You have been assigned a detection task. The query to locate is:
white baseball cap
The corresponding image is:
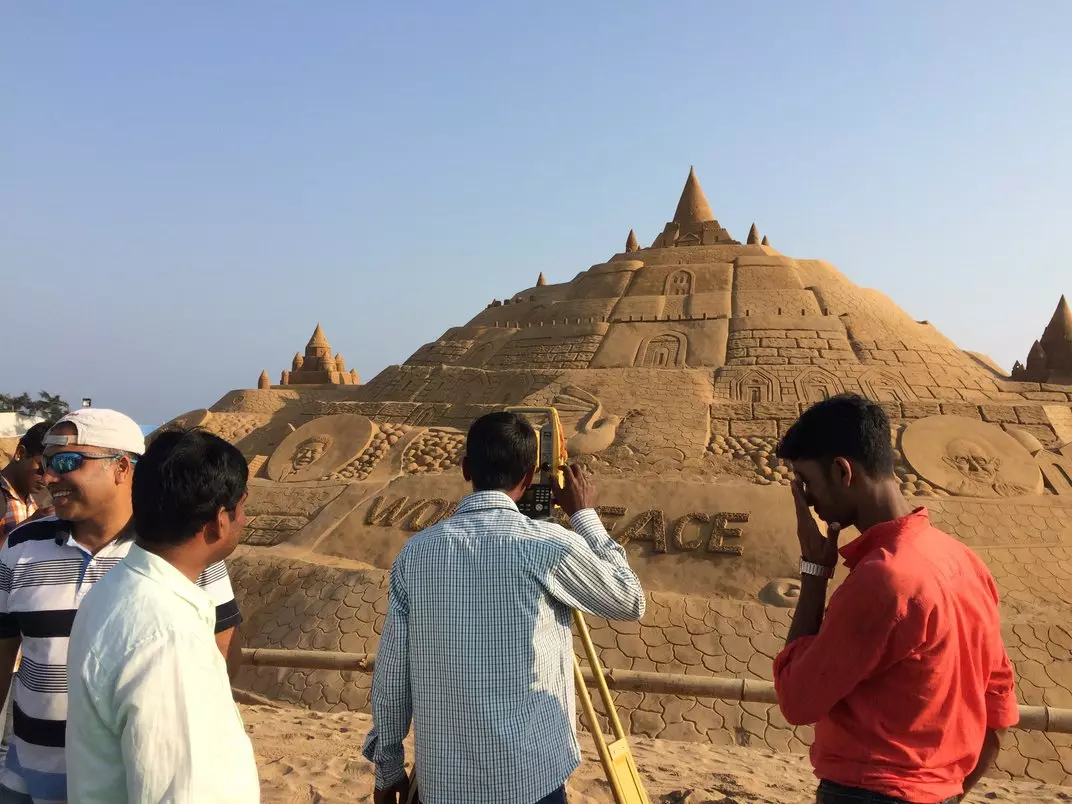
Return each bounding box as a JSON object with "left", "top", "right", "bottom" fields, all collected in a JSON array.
[{"left": 44, "top": 408, "right": 146, "bottom": 456}]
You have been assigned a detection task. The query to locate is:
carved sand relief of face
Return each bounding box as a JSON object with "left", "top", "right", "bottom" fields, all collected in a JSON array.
[
  {"left": 943, "top": 438, "right": 1000, "bottom": 484},
  {"left": 292, "top": 435, "right": 332, "bottom": 471}
]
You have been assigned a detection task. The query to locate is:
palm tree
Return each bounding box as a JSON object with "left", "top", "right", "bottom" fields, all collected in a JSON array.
[
  {"left": 31, "top": 391, "right": 69, "bottom": 420},
  {"left": 0, "top": 391, "right": 70, "bottom": 420}
]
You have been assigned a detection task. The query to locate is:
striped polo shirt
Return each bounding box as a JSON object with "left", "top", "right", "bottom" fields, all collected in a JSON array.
[{"left": 0, "top": 516, "right": 242, "bottom": 803}]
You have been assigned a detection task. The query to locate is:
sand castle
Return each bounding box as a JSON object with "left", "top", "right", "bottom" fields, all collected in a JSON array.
[
  {"left": 171, "top": 168, "right": 1072, "bottom": 785},
  {"left": 271, "top": 324, "right": 360, "bottom": 387}
]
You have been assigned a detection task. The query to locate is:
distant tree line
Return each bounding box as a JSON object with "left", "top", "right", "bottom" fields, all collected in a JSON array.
[{"left": 0, "top": 391, "right": 71, "bottom": 421}]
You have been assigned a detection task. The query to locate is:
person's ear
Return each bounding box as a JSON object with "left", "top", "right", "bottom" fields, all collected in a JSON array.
[
  {"left": 520, "top": 466, "right": 535, "bottom": 490},
  {"left": 833, "top": 457, "right": 853, "bottom": 488},
  {"left": 461, "top": 455, "right": 471, "bottom": 482},
  {"left": 205, "top": 505, "right": 229, "bottom": 546},
  {"left": 116, "top": 456, "right": 137, "bottom": 484},
  {"left": 13, "top": 446, "right": 26, "bottom": 463}
]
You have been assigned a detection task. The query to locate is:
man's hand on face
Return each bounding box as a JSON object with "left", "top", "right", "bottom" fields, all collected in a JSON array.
[
  {"left": 552, "top": 463, "right": 596, "bottom": 517},
  {"left": 790, "top": 477, "right": 841, "bottom": 568},
  {"left": 373, "top": 776, "right": 410, "bottom": 804}
]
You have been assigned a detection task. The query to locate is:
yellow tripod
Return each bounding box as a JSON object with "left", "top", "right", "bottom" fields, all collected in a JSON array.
[{"left": 573, "top": 610, "right": 650, "bottom": 804}]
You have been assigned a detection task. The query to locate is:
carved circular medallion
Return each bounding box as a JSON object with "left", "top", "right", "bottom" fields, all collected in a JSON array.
[
  {"left": 266, "top": 414, "right": 375, "bottom": 483},
  {"left": 901, "top": 415, "right": 1043, "bottom": 498}
]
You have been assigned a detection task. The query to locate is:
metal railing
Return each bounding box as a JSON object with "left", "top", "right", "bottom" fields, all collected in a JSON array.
[{"left": 240, "top": 648, "right": 1072, "bottom": 734}]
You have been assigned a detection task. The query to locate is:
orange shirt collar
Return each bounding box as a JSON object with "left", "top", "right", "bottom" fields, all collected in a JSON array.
[{"left": 838, "top": 507, "right": 930, "bottom": 570}]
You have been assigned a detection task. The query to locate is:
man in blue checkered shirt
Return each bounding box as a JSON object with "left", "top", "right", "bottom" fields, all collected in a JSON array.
[{"left": 363, "top": 412, "right": 646, "bottom": 804}]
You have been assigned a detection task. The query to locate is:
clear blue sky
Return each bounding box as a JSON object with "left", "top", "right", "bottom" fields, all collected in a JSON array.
[{"left": 4, "top": 2, "right": 1070, "bottom": 424}]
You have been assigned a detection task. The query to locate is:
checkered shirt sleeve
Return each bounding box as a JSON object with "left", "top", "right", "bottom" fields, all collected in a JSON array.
[
  {"left": 544, "top": 508, "right": 646, "bottom": 620},
  {"left": 362, "top": 559, "right": 412, "bottom": 788}
]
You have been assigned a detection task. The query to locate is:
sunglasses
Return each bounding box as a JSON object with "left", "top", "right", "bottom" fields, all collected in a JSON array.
[{"left": 44, "top": 452, "right": 136, "bottom": 475}]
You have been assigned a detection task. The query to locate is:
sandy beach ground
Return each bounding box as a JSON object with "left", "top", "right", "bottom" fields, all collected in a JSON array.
[{"left": 243, "top": 703, "right": 1072, "bottom": 803}]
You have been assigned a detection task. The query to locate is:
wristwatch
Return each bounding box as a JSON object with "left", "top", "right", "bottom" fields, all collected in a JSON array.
[{"left": 799, "top": 558, "right": 836, "bottom": 579}]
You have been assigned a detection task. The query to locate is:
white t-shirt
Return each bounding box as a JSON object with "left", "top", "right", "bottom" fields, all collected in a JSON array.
[{"left": 66, "top": 544, "right": 258, "bottom": 804}]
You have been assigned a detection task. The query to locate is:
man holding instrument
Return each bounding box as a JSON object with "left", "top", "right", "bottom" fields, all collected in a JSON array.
[
  {"left": 363, "top": 411, "right": 646, "bottom": 804},
  {"left": 772, "top": 395, "right": 1019, "bottom": 804}
]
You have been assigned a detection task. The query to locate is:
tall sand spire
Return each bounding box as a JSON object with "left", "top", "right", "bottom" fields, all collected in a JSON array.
[
  {"left": 671, "top": 167, "right": 715, "bottom": 225},
  {"left": 307, "top": 323, "right": 330, "bottom": 350},
  {"left": 1041, "top": 295, "right": 1072, "bottom": 351}
]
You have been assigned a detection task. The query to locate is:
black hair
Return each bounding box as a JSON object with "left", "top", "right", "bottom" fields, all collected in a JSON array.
[
  {"left": 776, "top": 393, "right": 894, "bottom": 478},
  {"left": 17, "top": 422, "right": 52, "bottom": 457},
  {"left": 132, "top": 428, "right": 248, "bottom": 546},
  {"left": 465, "top": 412, "right": 537, "bottom": 491}
]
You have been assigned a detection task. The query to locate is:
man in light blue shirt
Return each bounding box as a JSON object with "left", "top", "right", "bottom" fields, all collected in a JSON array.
[
  {"left": 364, "top": 411, "right": 646, "bottom": 804},
  {"left": 66, "top": 429, "right": 259, "bottom": 804}
]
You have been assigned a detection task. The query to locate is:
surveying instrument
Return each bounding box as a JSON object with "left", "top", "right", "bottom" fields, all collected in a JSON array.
[
  {"left": 508, "top": 406, "right": 650, "bottom": 804},
  {"left": 405, "top": 407, "right": 649, "bottom": 803},
  {"left": 506, "top": 406, "right": 566, "bottom": 520}
]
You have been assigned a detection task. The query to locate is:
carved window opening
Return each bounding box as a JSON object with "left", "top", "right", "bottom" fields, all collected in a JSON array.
[
  {"left": 860, "top": 370, "right": 911, "bottom": 403},
  {"left": 741, "top": 378, "right": 771, "bottom": 403},
  {"left": 733, "top": 368, "right": 778, "bottom": 403},
  {"left": 794, "top": 368, "right": 843, "bottom": 405},
  {"left": 666, "top": 270, "right": 694, "bottom": 297},
  {"left": 636, "top": 332, "right": 686, "bottom": 369}
]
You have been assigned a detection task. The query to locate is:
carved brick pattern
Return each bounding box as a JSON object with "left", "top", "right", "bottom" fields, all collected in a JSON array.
[
  {"left": 360, "top": 366, "right": 560, "bottom": 406},
  {"left": 725, "top": 330, "right": 857, "bottom": 367},
  {"left": 485, "top": 336, "right": 604, "bottom": 369},
  {"left": 230, "top": 554, "right": 1072, "bottom": 784},
  {"left": 404, "top": 340, "right": 476, "bottom": 366},
  {"left": 713, "top": 365, "right": 948, "bottom": 405},
  {"left": 241, "top": 516, "right": 307, "bottom": 547}
]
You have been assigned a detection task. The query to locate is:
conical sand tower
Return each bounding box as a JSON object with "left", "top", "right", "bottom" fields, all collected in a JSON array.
[{"left": 1012, "top": 296, "right": 1072, "bottom": 383}]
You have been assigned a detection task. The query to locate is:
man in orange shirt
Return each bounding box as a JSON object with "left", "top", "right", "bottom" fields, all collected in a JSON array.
[{"left": 773, "top": 394, "right": 1018, "bottom": 804}]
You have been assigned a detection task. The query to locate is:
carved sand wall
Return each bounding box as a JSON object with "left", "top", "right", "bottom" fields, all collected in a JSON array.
[{"left": 168, "top": 167, "right": 1072, "bottom": 786}]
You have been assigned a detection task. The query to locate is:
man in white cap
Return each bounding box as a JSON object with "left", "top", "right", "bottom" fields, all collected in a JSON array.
[{"left": 0, "top": 410, "right": 244, "bottom": 804}]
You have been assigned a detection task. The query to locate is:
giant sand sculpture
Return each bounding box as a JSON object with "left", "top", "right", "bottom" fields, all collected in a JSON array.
[{"left": 176, "top": 169, "right": 1072, "bottom": 784}]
